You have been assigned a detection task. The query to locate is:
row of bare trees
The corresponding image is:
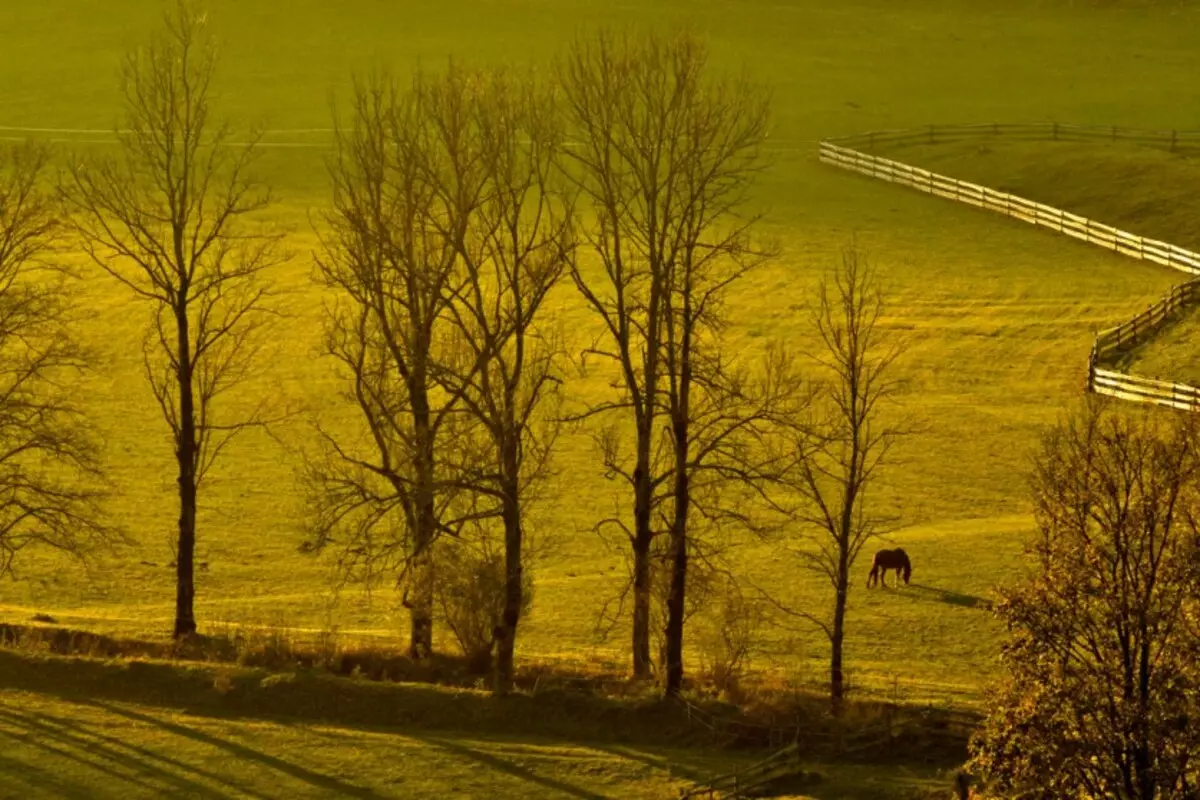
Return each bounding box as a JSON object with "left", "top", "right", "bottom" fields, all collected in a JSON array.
[
  {"left": 302, "top": 64, "right": 574, "bottom": 692},
  {"left": 0, "top": 1, "right": 909, "bottom": 706},
  {"left": 298, "top": 31, "right": 908, "bottom": 700}
]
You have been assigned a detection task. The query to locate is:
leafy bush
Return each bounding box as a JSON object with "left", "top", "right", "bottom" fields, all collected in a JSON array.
[{"left": 435, "top": 538, "right": 532, "bottom": 674}]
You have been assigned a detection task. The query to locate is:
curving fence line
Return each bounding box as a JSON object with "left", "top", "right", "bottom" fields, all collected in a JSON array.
[{"left": 818, "top": 123, "right": 1200, "bottom": 413}]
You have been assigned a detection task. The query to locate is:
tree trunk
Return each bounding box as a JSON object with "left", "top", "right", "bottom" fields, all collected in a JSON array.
[
  {"left": 830, "top": 572, "right": 848, "bottom": 716},
  {"left": 664, "top": 436, "right": 689, "bottom": 696},
  {"left": 409, "top": 378, "right": 436, "bottom": 660},
  {"left": 631, "top": 443, "right": 654, "bottom": 679},
  {"left": 630, "top": 268, "right": 663, "bottom": 681},
  {"left": 493, "top": 464, "right": 522, "bottom": 695},
  {"left": 174, "top": 301, "right": 198, "bottom": 639}
]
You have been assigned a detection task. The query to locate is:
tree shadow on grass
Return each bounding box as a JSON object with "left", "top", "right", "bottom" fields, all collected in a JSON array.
[
  {"left": 0, "top": 750, "right": 99, "bottom": 800},
  {"left": 85, "top": 701, "right": 383, "bottom": 798},
  {"left": 903, "top": 583, "right": 994, "bottom": 611},
  {"left": 0, "top": 671, "right": 380, "bottom": 799},
  {"left": 0, "top": 648, "right": 688, "bottom": 749},
  {"left": 413, "top": 734, "right": 609, "bottom": 799},
  {"left": 0, "top": 649, "right": 671, "bottom": 800},
  {"left": 0, "top": 710, "right": 169, "bottom": 795},
  {"left": 588, "top": 742, "right": 712, "bottom": 783},
  {"left": 1, "top": 703, "right": 310, "bottom": 799}
]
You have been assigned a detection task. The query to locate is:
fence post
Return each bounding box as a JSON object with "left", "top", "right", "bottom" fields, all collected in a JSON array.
[
  {"left": 928, "top": 124, "right": 935, "bottom": 144},
  {"left": 1053, "top": 122, "right": 1059, "bottom": 140},
  {"left": 1172, "top": 129, "right": 1178, "bottom": 152}
]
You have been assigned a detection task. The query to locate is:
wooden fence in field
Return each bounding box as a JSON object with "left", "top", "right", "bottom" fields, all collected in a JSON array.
[
  {"left": 674, "top": 695, "right": 978, "bottom": 799},
  {"left": 817, "top": 123, "right": 1200, "bottom": 413},
  {"left": 676, "top": 698, "right": 979, "bottom": 799},
  {"left": 678, "top": 741, "right": 804, "bottom": 799}
]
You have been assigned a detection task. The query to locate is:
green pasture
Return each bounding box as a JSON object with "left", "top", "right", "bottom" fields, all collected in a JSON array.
[
  {"left": 0, "top": 650, "right": 952, "bottom": 799},
  {"left": 0, "top": 0, "right": 1198, "bottom": 709}
]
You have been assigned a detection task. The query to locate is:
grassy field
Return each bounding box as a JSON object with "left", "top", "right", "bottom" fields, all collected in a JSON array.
[
  {"left": 1, "top": 0, "right": 1199, "bottom": 716},
  {"left": 0, "top": 649, "right": 953, "bottom": 799}
]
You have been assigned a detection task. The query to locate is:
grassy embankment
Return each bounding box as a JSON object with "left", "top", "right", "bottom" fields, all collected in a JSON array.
[{"left": 0, "top": 643, "right": 959, "bottom": 799}]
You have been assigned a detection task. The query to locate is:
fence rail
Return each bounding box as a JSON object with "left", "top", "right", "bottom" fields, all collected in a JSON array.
[
  {"left": 825, "top": 122, "right": 1200, "bottom": 153},
  {"left": 817, "top": 124, "right": 1200, "bottom": 412},
  {"left": 1093, "top": 281, "right": 1200, "bottom": 359},
  {"left": 1091, "top": 368, "right": 1200, "bottom": 412}
]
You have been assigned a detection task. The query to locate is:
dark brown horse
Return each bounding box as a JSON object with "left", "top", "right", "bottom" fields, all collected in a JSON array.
[{"left": 867, "top": 548, "right": 911, "bottom": 588}]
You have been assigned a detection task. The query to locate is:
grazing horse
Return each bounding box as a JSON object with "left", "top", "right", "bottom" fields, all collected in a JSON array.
[{"left": 867, "top": 548, "right": 912, "bottom": 588}]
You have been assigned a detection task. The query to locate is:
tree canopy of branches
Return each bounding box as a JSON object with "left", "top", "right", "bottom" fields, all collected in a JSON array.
[
  {"left": 429, "top": 68, "right": 574, "bottom": 692},
  {"left": 970, "top": 402, "right": 1200, "bottom": 799},
  {"left": 305, "top": 69, "right": 469, "bottom": 660},
  {"left": 558, "top": 30, "right": 780, "bottom": 688},
  {"left": 60, "top": 0, "right": 285, "bottom": 638},
  {"left": 306, "top": 64, "right": 571, "bottom": 679},
  {"left": 778, "top": 246, "right": 907, "bottom": 713},
  {"left": 0, "top": 142, "right": 108, "bottom": 574}
]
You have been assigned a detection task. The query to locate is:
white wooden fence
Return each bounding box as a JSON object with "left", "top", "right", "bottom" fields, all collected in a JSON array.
[{"left": 818, "top": 123, "right": 1200, "bottom": 413}]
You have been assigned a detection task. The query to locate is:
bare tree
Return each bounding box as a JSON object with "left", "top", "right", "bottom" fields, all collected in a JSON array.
[
  {"left": 780, "top": 246, "right": 907, "bottom": 713},
  {"left": 303, "top": 69, "right": 477, "bottom": 660},
  {"left": 429, "top": 68, "right": 575, "bottom": 693},
  {"left": 660, "top": 344, "right": 804, "bottom": 695},
  {"left": 0, "top": 142, "right": 109, "bottom": 573},
  {"left": 558, "top": 30, "right": 774, "bottom": 682},
  {"left": 60, "top": 1, "right": 285, "bottom": 638},
  {"left": 971, "top": 402, "right": 1200, "bottom": 799}
]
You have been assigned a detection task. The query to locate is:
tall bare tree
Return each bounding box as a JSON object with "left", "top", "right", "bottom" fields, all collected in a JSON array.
[
  {"left": 971, "top": 402, "right": 1200, "bottom": 799},
  {"left": 431, "top": 68, "right": 575, "bottom": 693},
  {"left": 782, "top": 246, "right": 907, "bottom": 713},
  {"left": 60, "top": 1, "right": 285, "bottom": 638},
  {"left": 0, "top": 142, "right": 109, "bottom": 573},
  {"left": 660, "top": 344, "right": 803, "bottom": 695},
  {"left": 558, "top": 30, "right": 773, "bottom": 682},
  {"left": 304, "top": 69, "right": 475, "bottom": 659}
]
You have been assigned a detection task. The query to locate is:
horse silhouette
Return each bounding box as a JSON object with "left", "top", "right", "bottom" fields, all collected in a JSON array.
[{"left": 867, "top": 548, "right": 911, "bottom": 588}]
